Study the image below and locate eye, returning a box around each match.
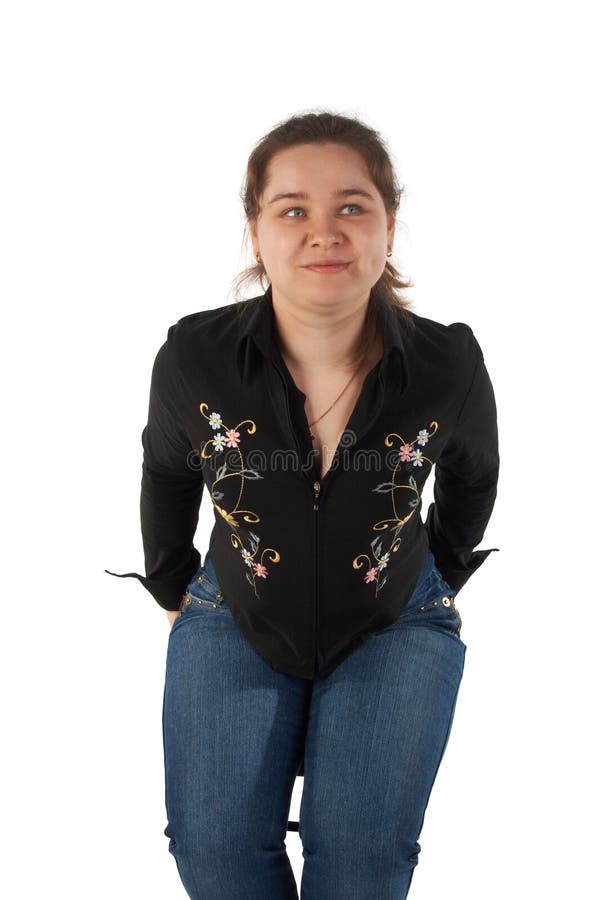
[282,204,363,218]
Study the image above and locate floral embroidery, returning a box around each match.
[353,421,439,598]
[199,401,280,596]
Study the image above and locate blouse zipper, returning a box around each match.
[273,361,321,675]
[313,479,320,673]
[272,361,303,462]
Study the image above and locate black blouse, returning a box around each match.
[106,285,500,679]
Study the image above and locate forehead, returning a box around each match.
[264,142,373,190]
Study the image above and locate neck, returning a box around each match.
[270,286,379,373]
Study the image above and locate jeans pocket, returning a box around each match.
[428,557,453,594]
[181,562,228,611]
[429,565,462,636]
[399,557,463,637]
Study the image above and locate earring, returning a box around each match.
[256,252,263,264]
[386,248,392,257]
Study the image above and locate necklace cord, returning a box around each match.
[307,344,371,437]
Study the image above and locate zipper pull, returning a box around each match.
[313,480,321,511]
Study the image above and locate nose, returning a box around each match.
[306,211,344,249]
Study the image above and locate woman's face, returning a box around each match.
[250,142,395,312]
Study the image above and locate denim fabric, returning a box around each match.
[163,549,466,899]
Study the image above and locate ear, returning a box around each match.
[249,221,259,256]
[387,213,396,250]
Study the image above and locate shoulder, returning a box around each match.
[168,300,243,347]
[143,301,245,394]
[402,310,485,396]
[158,299,254,369]
[408,309,478,356]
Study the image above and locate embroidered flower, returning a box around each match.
[212,432,226,452]
[378,552,390,570]
[198,402,281,598]
[411,449,424,466]
[225,428,241,448]
[241,548,254,566]
[353,421,440,599]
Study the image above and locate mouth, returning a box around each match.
[303,261,351,274]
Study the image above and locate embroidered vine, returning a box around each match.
[353,421,439,599]
[198,401,280,596]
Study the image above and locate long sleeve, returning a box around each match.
[424,327,500,594]
[105,328,204,611]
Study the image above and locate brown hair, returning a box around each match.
[231,109,416,367]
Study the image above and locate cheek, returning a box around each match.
[355,221,387,251]
[264,229,298,254]
[361,245,387,267]
[360,249,388,282]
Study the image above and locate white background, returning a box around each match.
[2,1,597,897]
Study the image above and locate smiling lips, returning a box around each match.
[304,259,351,274]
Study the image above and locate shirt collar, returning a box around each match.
[235,283,408,384]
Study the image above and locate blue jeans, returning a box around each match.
[163,549,466,899]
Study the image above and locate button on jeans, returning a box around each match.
[162,549,466,899]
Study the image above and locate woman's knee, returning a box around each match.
[300,827,419,898]
[167,831,297,899]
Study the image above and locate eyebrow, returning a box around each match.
[266,188,376,206]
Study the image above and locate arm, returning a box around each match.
[139,329,204,610]
[106,326,204,612]
[425,327,500,594]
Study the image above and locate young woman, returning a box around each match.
[107,110,499,899]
